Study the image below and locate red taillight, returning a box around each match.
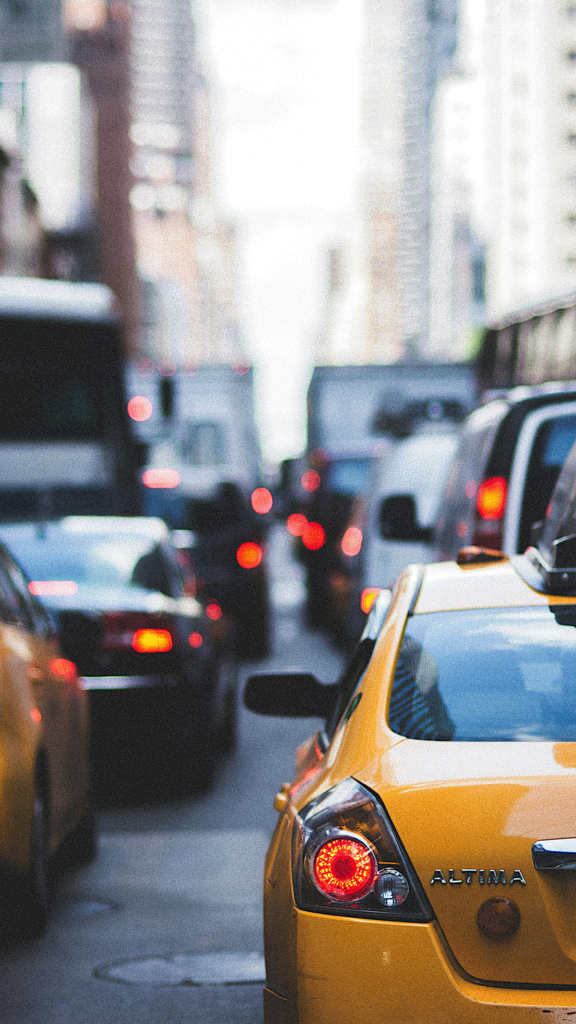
[29,580,78,596]
[127,395,153,421]
[341,526,362,557]
[206,601,222,621]
[236,542,263,569]
[302,521,325,550]
[286,512,307,536]
[50,658,78,685]
[361,587,381,614]
[102,612,174,652]
[251,487,273,514]
[132,628,173,653]
[476,476,506,520]
[311,834,376,901]
[142,468,180,489]
[301,470,320,493]
[189,632,203,648]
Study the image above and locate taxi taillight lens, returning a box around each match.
[311,834,376,901]
[293,778,432,921]
[132,628,173,653]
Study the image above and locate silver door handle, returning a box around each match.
[532,839,576,870]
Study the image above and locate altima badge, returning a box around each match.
[430,869,526,886]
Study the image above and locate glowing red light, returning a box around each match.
[29,580,78,596]
[142,468,180,489]
[312,836,376,901]
[189,632,203,648]
[477,476,507,520]
[341,526,363,557]
[157,359,177,377]
[251,487,273,514]
[286,512,307,537]
[301,470,321,493]
[50,658,78,684]
[361,587,381,614]
[302,521,325,551]
[232,362,251,375]
[30,708,42,724]
[310,448,329,468]
[206,602,222,621]
[132,628,173,653]
[127,395,153,422]
[236,542,263,569]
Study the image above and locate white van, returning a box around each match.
[361,427,460,593]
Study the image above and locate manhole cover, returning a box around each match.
[96,951,266,986]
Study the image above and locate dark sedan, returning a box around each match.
[0,517,237,796]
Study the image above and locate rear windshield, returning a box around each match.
[388,606,576,741]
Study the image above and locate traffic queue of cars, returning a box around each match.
[246,414,576,1024]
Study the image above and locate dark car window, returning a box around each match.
[388,605,576,741]
[0,546,51,633]
[519,414,576,550]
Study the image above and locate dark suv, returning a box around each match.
[433,383,576,560]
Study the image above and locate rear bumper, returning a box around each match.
[80,674,178,690]
[270,910,576,1024]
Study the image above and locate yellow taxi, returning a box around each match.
[0,540,93,942]
[245,439,576,1023]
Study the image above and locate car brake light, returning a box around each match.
[132,628,173,653]
[293,778,432,921]
[50,658,78,685]
[341,527,362,557]
[236,542,263,568]
[102,612,174,652]
[142,468,180,489]
[311,833,376,901]
[302,521,325,550]
[476,476,506,520]
[286,512,307,536]
[251,487,273,514]
[301,469,321,493]
[206,601,222,621]
[189,632,203,648]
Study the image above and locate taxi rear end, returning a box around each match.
[259,555,576,1024]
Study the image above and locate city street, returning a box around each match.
[0,525,345,1024]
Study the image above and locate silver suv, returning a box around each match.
[432,384,576,560]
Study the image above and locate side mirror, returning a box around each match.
[378,494,433,543]
[243,672,338,718]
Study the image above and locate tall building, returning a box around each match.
[128,0,243,365]
[483,0,576,317]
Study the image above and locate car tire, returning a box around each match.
[217,683,238,754]
[2,788,49,942]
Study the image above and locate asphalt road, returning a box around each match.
[0,524,345,1024]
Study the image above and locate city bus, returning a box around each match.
[0,276,143,520]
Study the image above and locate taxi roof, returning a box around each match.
[414,559,555,615]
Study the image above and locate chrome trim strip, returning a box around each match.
[532,838,576,870]
[80,674,178,691]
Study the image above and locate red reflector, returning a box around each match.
[29,580,78,596]
[251,487,273,514]
[302,521,325,551]
[286,512,307,536]
[236,542,263,568]
[127,395,153,421]
[189,631,203,648]
[341,526,363,557]
[142,468,180,489]
[206,601,222,620]
[476,476,506,520]
[361,587,381,614]
[301,469,320,493]
[50,658,78,684]
[132,628,173,653]
[312,835,376,901]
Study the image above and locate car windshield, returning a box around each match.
[388,605,576,741]
[327,457,373,495]
[4,533,159,591]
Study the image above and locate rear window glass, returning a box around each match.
[327,457,373,495]
[519,414,576,550]
[388,606,576,741]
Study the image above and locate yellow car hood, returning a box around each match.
[360,739,576,987]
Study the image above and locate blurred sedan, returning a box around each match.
[0,539,93,942]
[0,517,237,794]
